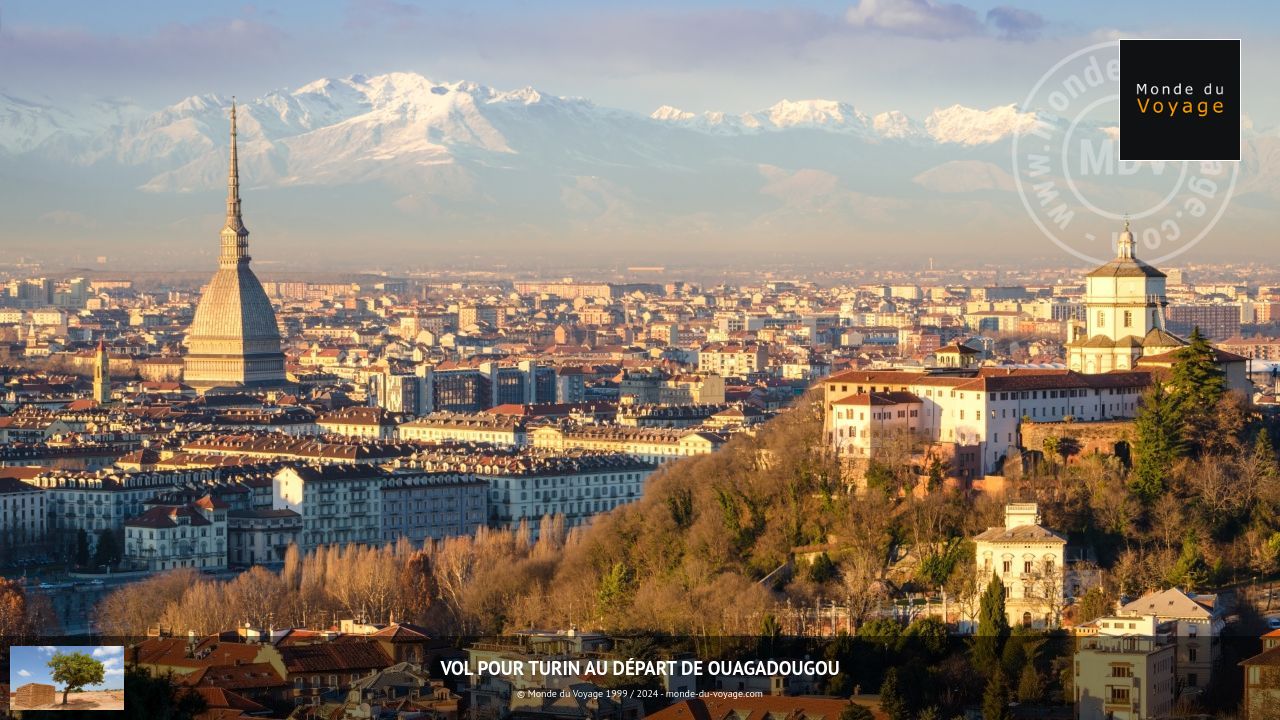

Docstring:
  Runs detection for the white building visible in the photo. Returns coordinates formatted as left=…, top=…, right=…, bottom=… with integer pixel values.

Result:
left=124, top=495, right=228, bottom=572
left=272, top=464, right=384, bottom=551
left=824, top=368, right=1148, bottom=478
left=480, top=454, right=655, bottom=537
left=973, top=503, right=1067, bottom=629
left=1074, top=614, right=1176, bottom=720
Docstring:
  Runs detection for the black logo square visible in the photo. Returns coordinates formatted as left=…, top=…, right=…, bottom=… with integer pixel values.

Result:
left=1120, top=39, right=1240, bottom=161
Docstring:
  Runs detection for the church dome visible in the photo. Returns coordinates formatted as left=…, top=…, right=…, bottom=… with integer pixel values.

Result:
left=187, top=264, right=282, bottom=352
left=1086, top=221, right=1166, bottom=278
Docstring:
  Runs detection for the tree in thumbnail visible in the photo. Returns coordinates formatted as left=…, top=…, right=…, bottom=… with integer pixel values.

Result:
left=48, top=651, right=105, bottom=705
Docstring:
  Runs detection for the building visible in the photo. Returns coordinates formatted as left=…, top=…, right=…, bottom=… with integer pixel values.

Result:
left=1074, top=613, right=1177, bottom=720
left=272, top=464, right=384, bottom=551
left=1120, top=587, right=1224, bottom=693
left=1167, top=303, right=1242, bottom=341
left=698, top=342, right=767, bottom=378
left=227, top=508, right=302, bottom=566
left=380, top=471, right=487, bottom=544
left=397, top=412, right=528, bottom=446
left=0, top=476, right=46, bottom=550
left=316, top=406, right=399, bottom=440
left=1239, top=629, right=1280, bottom=720
left=973, top=503, right=1067, bottom=629
left=124, top=495, right=229, bottom=572
left=824, top=367, right=1150, bottom=477
left=1066, top=221, right=1185, bottom=374
left=479, top=453, right=654, bottom=536
left=529, top=425, right=726, bottom=465
left=92, top=339, right=110, bottom=405
left=183, top=102, right=287, bottom=391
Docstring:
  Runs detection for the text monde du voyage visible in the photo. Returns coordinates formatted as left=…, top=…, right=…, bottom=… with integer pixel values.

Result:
left=442, top=659, right=840, bottom=678
left=1134, top=83, right=1229, bottom=118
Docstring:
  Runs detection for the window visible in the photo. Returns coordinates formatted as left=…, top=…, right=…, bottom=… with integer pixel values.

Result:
left=1097, top=310, right=1105, bottom=326
left=1109, top=687, right=1130, bottom=703
left=1111, top=665, right=1132, bottom=678
left=1002, top=560, right=1011, bottom=573
left=1024, top=560, right=1033, bottom=574
left=1123, top=310, right=1133, bottom=327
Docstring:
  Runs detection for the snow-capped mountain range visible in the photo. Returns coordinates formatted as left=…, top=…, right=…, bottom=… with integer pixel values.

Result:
left=0, top=71, right=1046, bottom=191
left=1, top=71, right=1274, bottom=264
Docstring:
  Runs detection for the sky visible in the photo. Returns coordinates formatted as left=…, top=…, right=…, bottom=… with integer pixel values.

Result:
left=3, top=0, right=1277, bottom=120
left=8, top=645, right=124, bottom=693
left=1, top=0, right=1279, bottom=269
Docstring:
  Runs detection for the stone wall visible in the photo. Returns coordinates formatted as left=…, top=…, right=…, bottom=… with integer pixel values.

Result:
left=1019, top=420, right=1135, bottom=467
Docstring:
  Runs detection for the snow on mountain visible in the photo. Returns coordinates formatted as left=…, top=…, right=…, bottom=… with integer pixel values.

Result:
left=649, top=98, right=1037, bottom=145
left=872, top=110, right=926, bottom=141
left=923, top=103, right=1042, bottom=146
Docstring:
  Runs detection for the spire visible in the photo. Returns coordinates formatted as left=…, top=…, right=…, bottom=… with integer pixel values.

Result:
left=219, top=97, right=250, bottom=268
left=1116, top=216, right=1135, bottom=260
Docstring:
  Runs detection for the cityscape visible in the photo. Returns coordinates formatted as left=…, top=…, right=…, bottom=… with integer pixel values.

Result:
left=3, top=2, right=1280, bottom=720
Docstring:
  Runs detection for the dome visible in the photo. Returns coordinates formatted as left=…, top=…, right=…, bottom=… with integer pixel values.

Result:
left=187, top=264, right=282, bottom=353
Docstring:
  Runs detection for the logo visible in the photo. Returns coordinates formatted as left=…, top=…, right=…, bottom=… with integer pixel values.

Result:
left=1012, top=41, right=1238, bottom=265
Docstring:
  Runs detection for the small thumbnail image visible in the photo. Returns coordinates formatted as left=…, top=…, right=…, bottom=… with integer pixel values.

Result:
left=7, top=645, right=125, bottom=712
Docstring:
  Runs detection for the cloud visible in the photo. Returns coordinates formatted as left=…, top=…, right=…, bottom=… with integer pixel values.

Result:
left=985, top=6, right=1045, bottom=41
left=18, top=669, right=31, bottom=677
left=846, top=0, right=983, bottom=39
left=105, top=667, right=124, bottom=675
left=92, top=646, right=124, bottom=658
left=39, top=645, right=57, bottom=654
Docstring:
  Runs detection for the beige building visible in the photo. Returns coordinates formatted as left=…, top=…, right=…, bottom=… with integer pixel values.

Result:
left=1120, top=587, right=1224, bottom=693
left=1074, top=613, right=1177, bottom=720
left=973, top=503, right=1066, bottom=629
left=529, top=425, right=725, bottom=465
left=398, top=412, right=528, bottom=446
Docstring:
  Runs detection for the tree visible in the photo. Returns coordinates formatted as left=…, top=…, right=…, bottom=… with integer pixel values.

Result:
left=1131, top=381, right=1185, bottom=503
left=74, top=529, right=90, bottom=567
left=1016, top=664, right=1043, bottom=703
left=878, top=667, right=910, bottom=720
left=48, top=651, right=105, bottom=705
left=1166, top=532, right=1209, bottom=591
left=1074, top=586, right=1115, bottom=625
left=982, top=670, right=1011, bottom=720
left=840, top=704, right=875, bottom=720
left=975, top=572, right=1010, bottom=671
left=808, top=552, right=837, bottom=584
left=1168, top=327, right=1227, bottom=455
left=94, top=530, right=120, bottom=567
